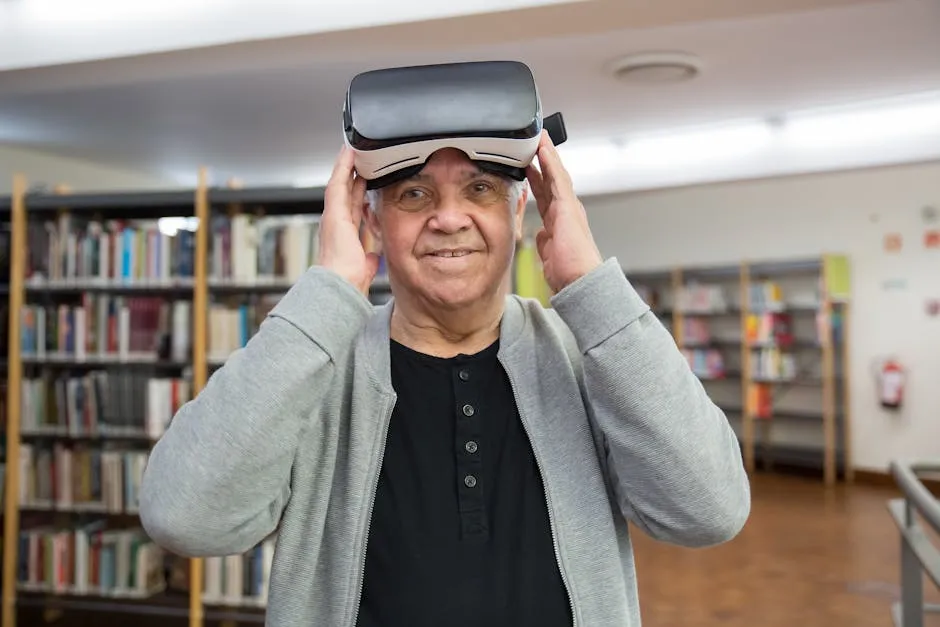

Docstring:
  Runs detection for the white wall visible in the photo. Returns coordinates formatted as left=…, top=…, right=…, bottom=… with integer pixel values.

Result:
left=581, top=160, right=940, bottom=473
left=0, top=144, right=176, bottom=194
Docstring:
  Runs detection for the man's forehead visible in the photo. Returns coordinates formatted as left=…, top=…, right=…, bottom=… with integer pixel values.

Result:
left=406, top=167, right=488, bottom=182
left=413, top=148, right=492, bottom=180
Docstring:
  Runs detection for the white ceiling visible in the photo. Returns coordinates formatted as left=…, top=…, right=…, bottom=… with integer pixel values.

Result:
left=0, top=0, right=593, bottom=71
left=1, top=0, right=939, bottom=195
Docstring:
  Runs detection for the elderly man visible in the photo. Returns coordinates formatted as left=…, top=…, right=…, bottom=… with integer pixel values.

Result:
left=139, top=130, right=750, bottom=627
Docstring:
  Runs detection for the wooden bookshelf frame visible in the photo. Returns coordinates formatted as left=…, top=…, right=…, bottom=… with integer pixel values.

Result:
left=739, top=261, right=755, bottom=475
left=190, top=167, right=210, bottom=627
left=3, top=179, right=207, bottom=627
left=3, top=173, right=27, bottom=627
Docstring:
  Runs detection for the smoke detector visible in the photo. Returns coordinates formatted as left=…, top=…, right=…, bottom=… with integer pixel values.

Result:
left=606, top=51, right=702, bottom=84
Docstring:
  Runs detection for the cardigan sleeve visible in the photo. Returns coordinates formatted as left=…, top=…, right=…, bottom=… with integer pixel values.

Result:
left=138, top=266, right=374, bottom=556
left=550, top=258, right=751, bottom=548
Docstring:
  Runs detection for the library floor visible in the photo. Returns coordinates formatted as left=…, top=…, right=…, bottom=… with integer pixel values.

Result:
left=633, top=472, right=940, bottom=627
left=14, top=473, right=940, bottom=627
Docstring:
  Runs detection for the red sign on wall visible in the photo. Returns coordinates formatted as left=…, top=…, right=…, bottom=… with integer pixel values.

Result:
left=925, top=230, right=940, bottom=249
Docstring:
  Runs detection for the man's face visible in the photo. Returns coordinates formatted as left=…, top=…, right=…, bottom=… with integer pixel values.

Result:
left=367, top=148, right=527, bottom=311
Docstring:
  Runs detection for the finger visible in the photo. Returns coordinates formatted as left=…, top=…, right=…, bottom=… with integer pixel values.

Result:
left=327, top=145, right=357, bottom=197
left=525, top=165, right=551, bottom=221
left=535, top=227, right=550, bottom=259
left=535, top=130, right=574, bottom=197
left=525, top=165, right=545, bottom=204
left=324, top=148, right=349, bottom=213
left=327, top=145, right=351, bottom=184
left=349, top=175, right=367, bottom=229
left=525, top=166, right=554, bottom=230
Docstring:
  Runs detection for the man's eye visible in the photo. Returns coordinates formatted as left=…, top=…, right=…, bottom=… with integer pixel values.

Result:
left=393, top=187, right=432, bottom=211
left=471, top=182, right=494, bottom=194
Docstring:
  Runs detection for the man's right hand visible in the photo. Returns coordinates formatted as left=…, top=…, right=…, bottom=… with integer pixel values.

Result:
left=317, top=145, right=382, bottom=296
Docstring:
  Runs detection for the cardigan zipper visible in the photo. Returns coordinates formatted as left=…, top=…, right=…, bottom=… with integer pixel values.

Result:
left=350, top=396, right=395, bottom=627
left=503, top=365, right=578, bottom=627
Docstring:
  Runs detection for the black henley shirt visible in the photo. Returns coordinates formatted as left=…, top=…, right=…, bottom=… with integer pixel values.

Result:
left=355, top=338, right=572, bottom=627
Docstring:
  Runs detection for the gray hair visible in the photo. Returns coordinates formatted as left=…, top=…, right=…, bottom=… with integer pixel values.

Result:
left=366, top=178, right=528, bottom=214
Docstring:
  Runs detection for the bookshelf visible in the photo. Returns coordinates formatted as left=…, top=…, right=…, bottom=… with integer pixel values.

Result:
left=3, top=177, right=202, bottom=627
left=1, top=172, right=396, bottom=627
left=627, top=255, right=852, bottom=487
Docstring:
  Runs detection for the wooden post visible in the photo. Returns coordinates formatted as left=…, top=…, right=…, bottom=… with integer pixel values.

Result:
left=671, top=267, right=683, bottom=347
left=3, top=174, right=27, bottom=627
left=190, top=166, right=210, bottom=627
left=739, top=261, right=754, bottom=474
left=842, top=303, right=853, bottom=483
left=821, top=256, right=837, bottom=487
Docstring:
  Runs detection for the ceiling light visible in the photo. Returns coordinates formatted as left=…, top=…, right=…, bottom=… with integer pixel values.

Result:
left=606, top=51, right=702, bottom=85
left=782, top=92, right=940, bottom=148
left=622, top=121, right=774, bottom=167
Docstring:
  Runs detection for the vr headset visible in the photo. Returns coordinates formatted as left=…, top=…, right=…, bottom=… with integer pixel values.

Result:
left=343, top=60, right=567, bottom=189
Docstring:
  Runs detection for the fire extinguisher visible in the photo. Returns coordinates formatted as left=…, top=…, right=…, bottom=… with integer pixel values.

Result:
left=878, top=359, right=905, bottom=410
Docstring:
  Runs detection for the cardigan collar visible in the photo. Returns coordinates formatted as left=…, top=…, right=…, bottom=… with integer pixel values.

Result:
left=358, top=292, right=527, bottom=394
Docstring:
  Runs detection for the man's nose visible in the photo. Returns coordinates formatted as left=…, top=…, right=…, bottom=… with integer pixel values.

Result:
left=428, top=198, right=474, bottom=233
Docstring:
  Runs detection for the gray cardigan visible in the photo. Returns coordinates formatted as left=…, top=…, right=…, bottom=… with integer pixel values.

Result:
left=138, top=257, right=750, bottom=627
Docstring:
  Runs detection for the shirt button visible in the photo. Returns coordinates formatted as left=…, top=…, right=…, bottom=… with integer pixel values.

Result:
left=464, top=474, right=477, bottom=488
left=462, top=404, right=475, bottom=417
left=458, top=369, right=470, bottom=381
left=465, top=440, right=478, bottom=454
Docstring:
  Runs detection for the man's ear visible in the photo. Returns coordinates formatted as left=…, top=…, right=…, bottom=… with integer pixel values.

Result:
left=363, top=198, right=383, bottom=254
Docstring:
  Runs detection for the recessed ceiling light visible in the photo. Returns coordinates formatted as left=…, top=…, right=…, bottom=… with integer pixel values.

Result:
left=606, top=51, right=702, bottom=85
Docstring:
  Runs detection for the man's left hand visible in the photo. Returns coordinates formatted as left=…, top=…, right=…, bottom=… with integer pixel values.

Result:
left=526, top=131, right=604, bottom=294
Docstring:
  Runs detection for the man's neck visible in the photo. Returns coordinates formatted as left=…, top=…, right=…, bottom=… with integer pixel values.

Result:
left=389, top=295, right=504, bottom=358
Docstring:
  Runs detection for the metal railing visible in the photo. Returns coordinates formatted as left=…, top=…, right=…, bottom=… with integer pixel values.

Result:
left=888, top=460, right=940, bottom=627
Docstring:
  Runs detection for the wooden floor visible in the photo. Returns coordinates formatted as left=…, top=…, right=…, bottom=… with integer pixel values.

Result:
left=12, top=472, right=940, bottom=627
left=631, top=472, right=940, bottom=627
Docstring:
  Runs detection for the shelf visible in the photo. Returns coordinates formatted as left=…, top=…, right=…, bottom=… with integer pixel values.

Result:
left=24, top=189, right=197, bottom=219
left=683, top=338, right=741, bottom=348
left=24, top=278, right=196, bottom=297
left=208, top=279, right=294, bottom=294
left=18, top=509, right=145, bottom=529
left=752, top=376, right=823, bottom=386
left=747, top=258, right=823, bottom=277
left=202, top=596, right=267, bottom=609
left=747, top=339, right=823, bottom=349
left=207, top=277, right=391, bottom=295
left=722, top=405, right=834, bottom=421
left=203, top=606, right=267, bottom=623
left=20, top=429, right=157, bottom=443
left=20, top=354, right=191, bottom=369
left=675, top=303, right=820, bottom=316
left=209, top=185, right=325, bottom=216
left=680, top=263, right=742, bottom=280
left=17, top=588, right=190, bottom=618
left=625, top=268, right=673, bottom=282
left=756, top=443, right=846, bottom=471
